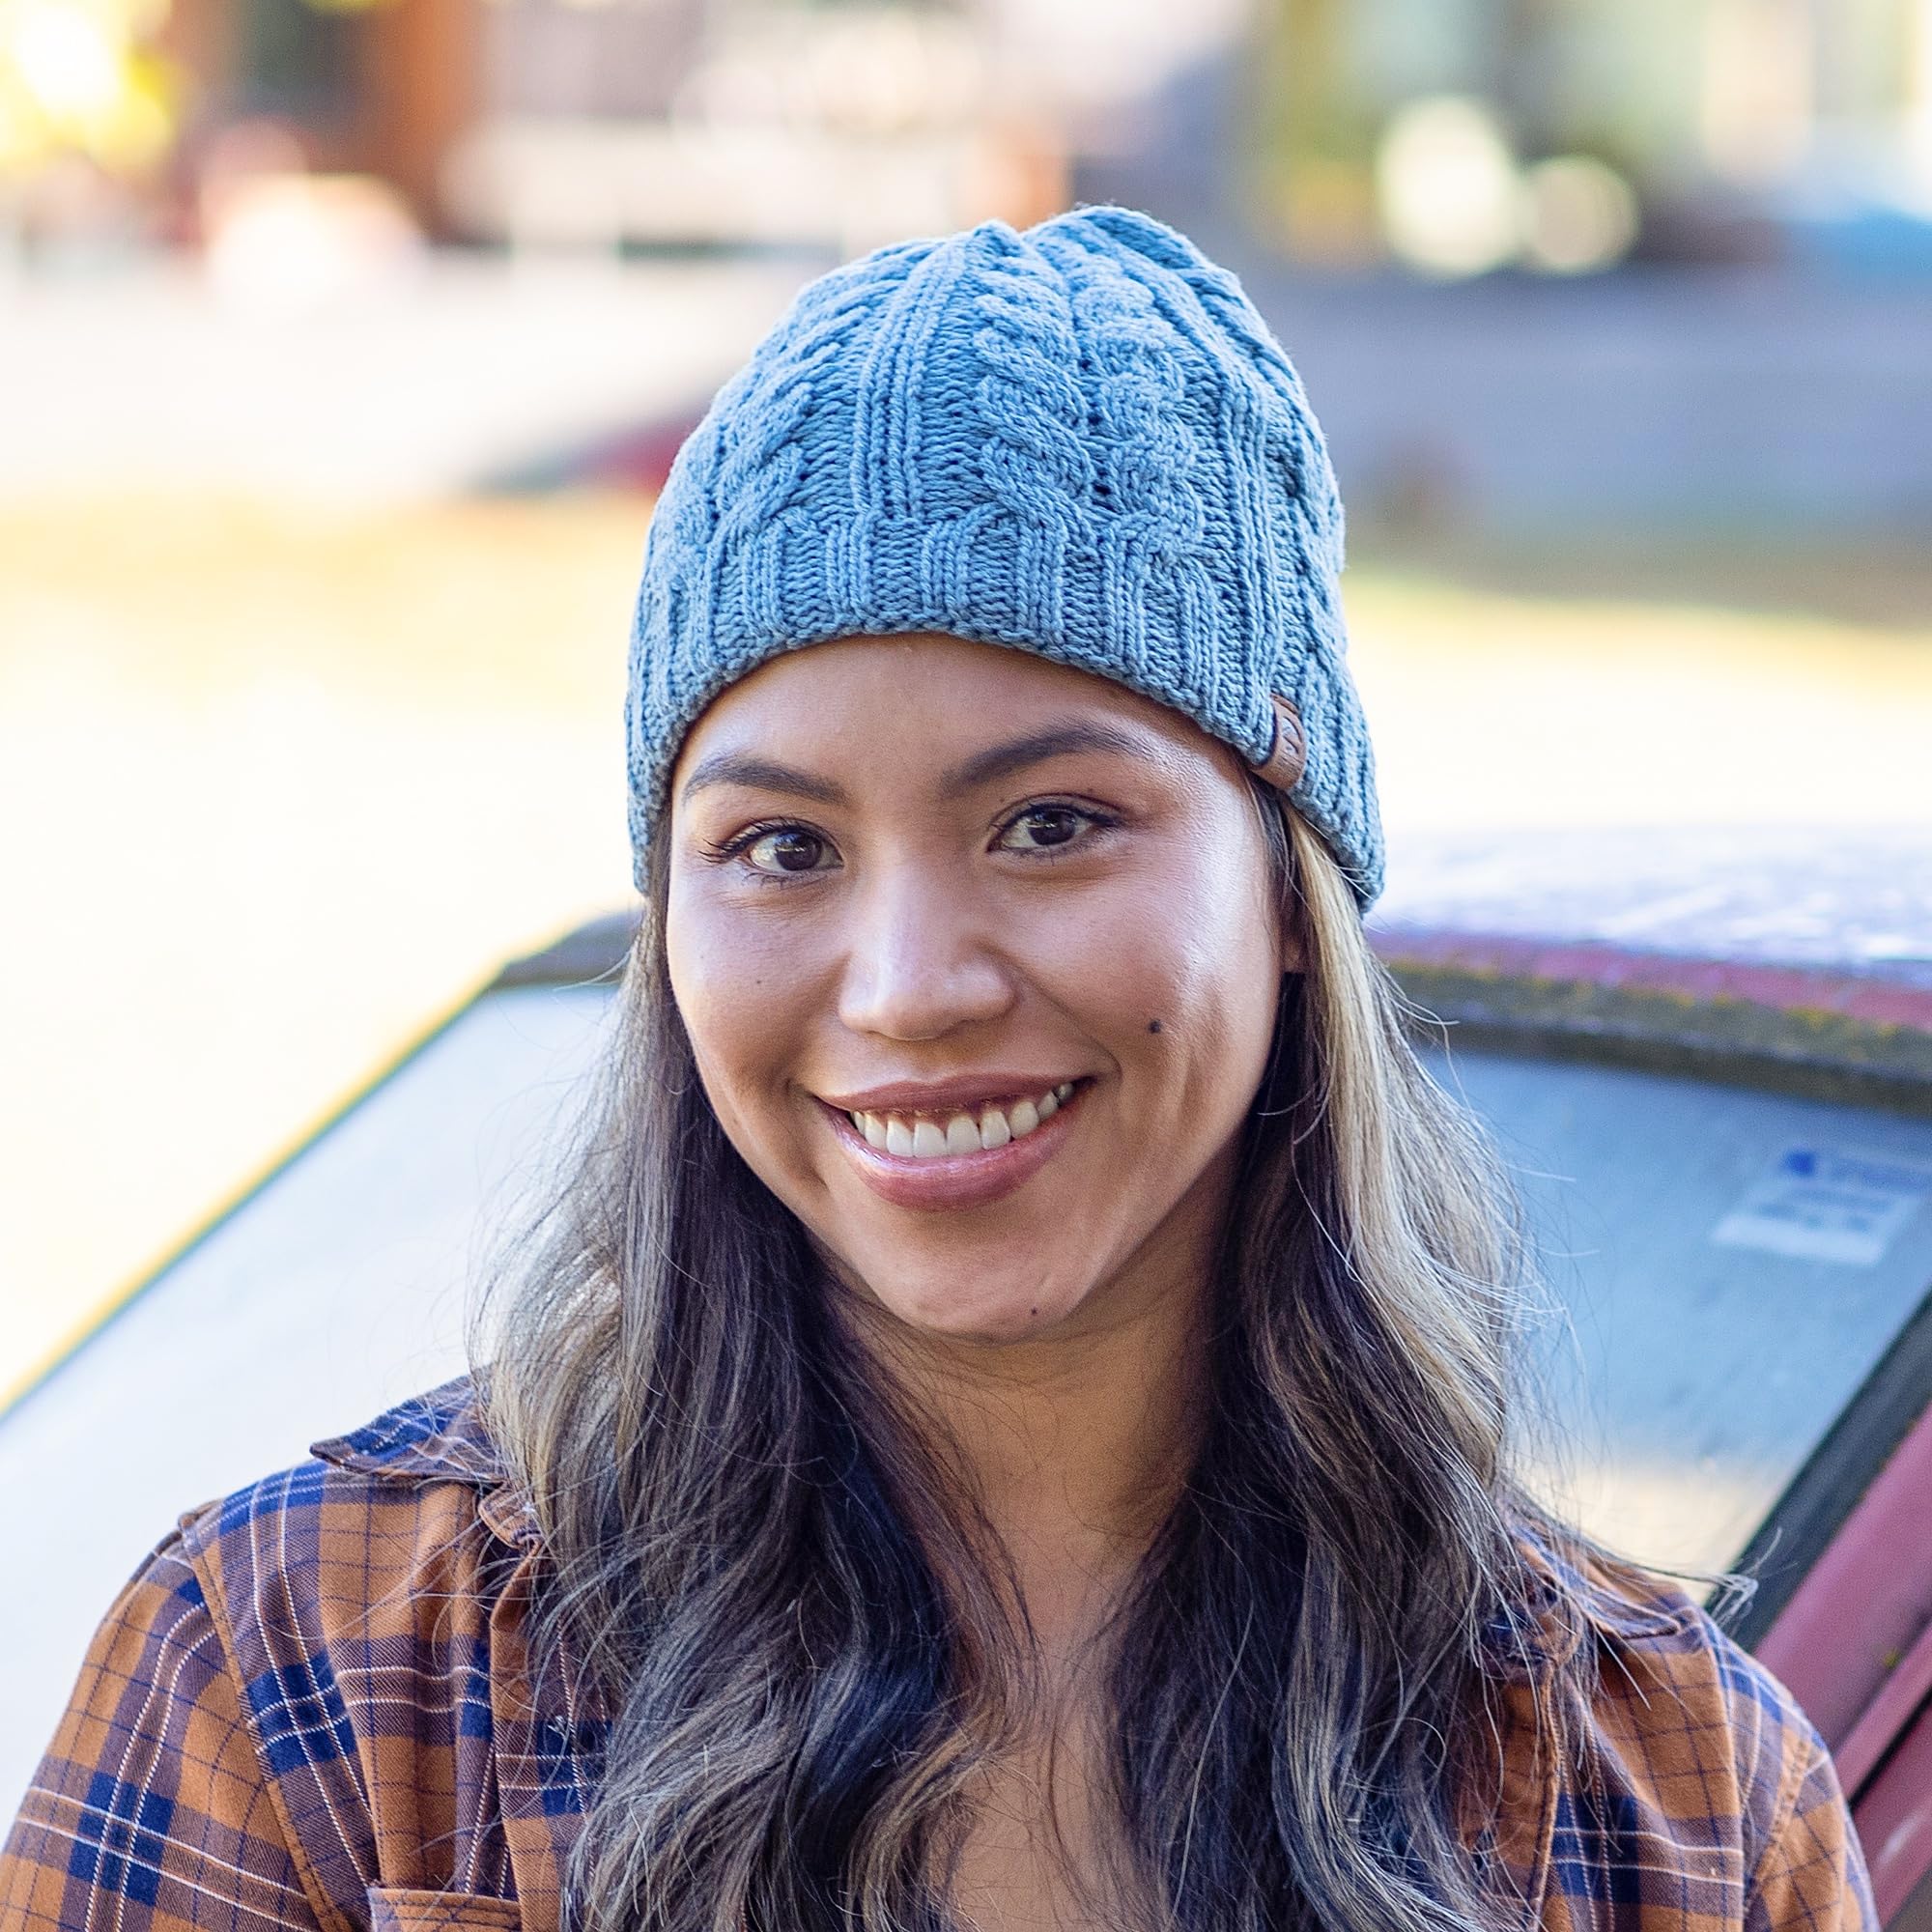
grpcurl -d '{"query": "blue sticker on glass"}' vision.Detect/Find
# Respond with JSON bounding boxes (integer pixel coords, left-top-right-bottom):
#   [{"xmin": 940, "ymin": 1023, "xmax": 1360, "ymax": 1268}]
[{"xmin": 1713, "ymin": 1146, "xmax": 1931, "ymax": 1267}]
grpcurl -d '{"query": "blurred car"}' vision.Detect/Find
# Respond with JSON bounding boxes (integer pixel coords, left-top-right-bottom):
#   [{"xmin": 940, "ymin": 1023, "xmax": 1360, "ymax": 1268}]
[
  {"xmin": 5, "ymin": 824, "xmax": 1930, "ymax": 1915},
  {"xmin": 1371, "ymin": 826, "xmax": 1932, "ymax": 1925}
]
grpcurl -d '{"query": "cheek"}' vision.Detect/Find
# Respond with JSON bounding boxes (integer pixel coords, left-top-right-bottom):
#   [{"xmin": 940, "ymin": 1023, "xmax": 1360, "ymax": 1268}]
[
  {"xmin": 1156, "ymin": 917, "xmax": 1280, "ymax": 1122},
  {"xmin": 664, "ymin": 878, "xmax": 819, "ymax": 1143},
  {"xmin": 1062, "ymin": 845, "xmax": 1280, "ymax": 1068}
]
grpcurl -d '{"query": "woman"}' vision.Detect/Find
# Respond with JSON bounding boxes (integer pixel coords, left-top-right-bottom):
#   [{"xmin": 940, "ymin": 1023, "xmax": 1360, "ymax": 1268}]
[{"xmin": 3, "ymin": 206, "xmax": 1873, "ymax": 1932}]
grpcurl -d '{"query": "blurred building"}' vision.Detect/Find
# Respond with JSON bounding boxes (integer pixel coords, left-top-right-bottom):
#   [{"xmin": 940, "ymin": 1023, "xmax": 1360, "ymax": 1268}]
[
  {"xmin": 1, "ymin": 0, "xmax": 1252, "ymax": 258},
  {"xmin": 1250, "ymin": 0, "xmax": 1932, "ymax": 273},
  {"xmin": 439, "ymin": 0, "xmax": 1065, "ymax": 256},
  {"xmin": 159, "ymin": 0, "xmax": 471, "ymax": 231},
  {"xmin": 5, "ymin": 0, "xmax": 1930, "ymax": 275}
]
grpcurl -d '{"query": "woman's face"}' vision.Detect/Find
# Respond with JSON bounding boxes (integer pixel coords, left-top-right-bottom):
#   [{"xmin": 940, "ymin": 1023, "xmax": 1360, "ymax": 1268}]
[{"xmin": 666, "ymin": 634, "xmax": 1291, "ymax": 1346}]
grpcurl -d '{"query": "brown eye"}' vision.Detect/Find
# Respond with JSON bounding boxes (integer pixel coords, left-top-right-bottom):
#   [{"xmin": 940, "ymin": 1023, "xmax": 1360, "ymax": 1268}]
[
  {"xmin": 746, "ymin": 827, "xmax": 834, "ymax": 875},
  {"xmin": 999, "ymin": 807, "xmax": 1087, "ymax": 852}
]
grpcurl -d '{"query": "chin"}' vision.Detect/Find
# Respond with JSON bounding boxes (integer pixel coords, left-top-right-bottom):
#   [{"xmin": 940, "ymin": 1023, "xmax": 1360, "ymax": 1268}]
[{"xmin": 866, "ymin": 1264, "xmax": 1090, "ymax": 1346}]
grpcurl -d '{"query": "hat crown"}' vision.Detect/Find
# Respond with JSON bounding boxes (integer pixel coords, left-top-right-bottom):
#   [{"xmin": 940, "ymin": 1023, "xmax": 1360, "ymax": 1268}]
[{"xmin": 627, "ymin": 205, "xmax": 1381, "ymax": 906}]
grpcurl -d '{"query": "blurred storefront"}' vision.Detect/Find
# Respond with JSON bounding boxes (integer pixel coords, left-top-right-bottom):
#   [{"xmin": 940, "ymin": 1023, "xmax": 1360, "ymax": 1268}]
[
  {"xmin": 162, "ymin": 0, "xmax": 470, "ymax": 232},
  {"xmin": 6, "ymin": 0, "xmax": 1932, "ymax": 275},
  {"xmin": 5, "ymin": 0, "xmax": 1929, "ymax": 534},
  {"xmin": 1250, "ymin": 0, "xmax": 1932, "ymax": 273},
  {"xmin": 4, "ymin": 0, "xmax": 1094, "ymax": 262}
]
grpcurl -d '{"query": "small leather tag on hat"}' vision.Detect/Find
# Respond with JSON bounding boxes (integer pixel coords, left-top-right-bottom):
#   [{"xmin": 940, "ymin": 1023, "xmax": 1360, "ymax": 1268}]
[{"xmin": 1253, "ymin": 694, "xmax": 1307, "ymax": 791}]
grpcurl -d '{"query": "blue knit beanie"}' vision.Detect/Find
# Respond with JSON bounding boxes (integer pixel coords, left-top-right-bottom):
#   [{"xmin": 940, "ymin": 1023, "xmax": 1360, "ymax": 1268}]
[{"xmin": 626, "ymin": 203, "xmax": 1383, "ymax": 907}]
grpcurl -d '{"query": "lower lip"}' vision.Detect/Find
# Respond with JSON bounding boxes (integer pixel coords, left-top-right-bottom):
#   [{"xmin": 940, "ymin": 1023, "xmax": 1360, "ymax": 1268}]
[{"xmin": 822, "ymin": 1090, "xmax": 1085, "ymax": 1211}]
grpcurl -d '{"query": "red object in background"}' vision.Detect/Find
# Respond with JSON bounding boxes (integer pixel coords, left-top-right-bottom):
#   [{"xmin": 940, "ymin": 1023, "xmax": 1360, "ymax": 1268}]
[
  {"xmin": 1759, "ymin": 1409, "xmax": 1932, "ymax": 1921},
  {"xmin": 1859, "ymin": 1712, "xmax": 1932, "ymax": 1925},
  {"xmin": 579, "ymin": 411, "xmax": 709, "ymax": 494},
  {"xmin": 479, "ymin": 405, "xmax": 710, "ymax": 497}
]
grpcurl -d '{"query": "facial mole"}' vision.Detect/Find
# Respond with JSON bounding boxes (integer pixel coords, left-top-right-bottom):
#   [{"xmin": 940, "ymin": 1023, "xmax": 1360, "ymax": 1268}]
[{"xmin": 1148, "ymin": 1019, "xmax": 1164, "ymax": 1035}]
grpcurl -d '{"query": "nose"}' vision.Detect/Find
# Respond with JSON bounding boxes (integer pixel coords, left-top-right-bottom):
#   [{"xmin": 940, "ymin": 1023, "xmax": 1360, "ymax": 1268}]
[{"xmin": 836, "ymin": 864, "xmax": 1015, "ymax": 1043}]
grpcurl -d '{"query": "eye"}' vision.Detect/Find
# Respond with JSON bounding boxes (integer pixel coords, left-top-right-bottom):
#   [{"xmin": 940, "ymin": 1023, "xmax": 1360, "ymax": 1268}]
[
  {"xmin": 995, "ymin": 804, "xmax": 1110, "ymax": 854},
  {"xmin": 741, "ymin": 825, "xmax": 837, "ymax": 875}
]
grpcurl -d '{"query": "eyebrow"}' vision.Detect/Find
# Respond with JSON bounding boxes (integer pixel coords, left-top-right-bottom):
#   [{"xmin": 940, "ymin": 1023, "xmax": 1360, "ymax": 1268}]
[
  {"xmin": 678, "ymin": 753, "xmax": 849, "ymax": 808},
  {"xmin": 939, "ymin": 722, "xmax": 1156, "ymax": 799},
  {"xmin": 678, "ymin": 720, "xmax": 1158, "ymax": 810}
]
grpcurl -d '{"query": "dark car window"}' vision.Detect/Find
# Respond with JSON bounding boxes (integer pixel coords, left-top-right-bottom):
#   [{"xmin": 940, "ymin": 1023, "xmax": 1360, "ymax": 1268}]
[{"xmin": 1431, "ymin": 1046, "xmax": 1932, "ymax": 1583}]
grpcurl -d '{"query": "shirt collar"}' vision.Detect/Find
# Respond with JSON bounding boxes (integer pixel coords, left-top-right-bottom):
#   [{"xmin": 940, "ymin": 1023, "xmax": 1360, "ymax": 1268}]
[
  {"xmin": 1513, "ymin": 1517, "xmax": 1699, "ymax": 1667},
  {"xmin": 310, "ymin": 1374, "xmax": 541, "ymax": 1547}
]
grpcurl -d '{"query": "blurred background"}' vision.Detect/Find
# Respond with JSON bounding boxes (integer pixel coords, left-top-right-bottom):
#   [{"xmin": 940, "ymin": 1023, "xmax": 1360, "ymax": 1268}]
[{"xmin": 3, "ymin": 0, "xmax": 1931, "ymax": 1410}]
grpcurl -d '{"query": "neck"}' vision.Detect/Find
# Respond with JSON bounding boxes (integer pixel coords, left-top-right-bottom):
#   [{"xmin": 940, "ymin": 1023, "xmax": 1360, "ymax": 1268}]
[{"xmin": 843, "ymin": 1198, "xmax": 1222, "ymax": 1657}]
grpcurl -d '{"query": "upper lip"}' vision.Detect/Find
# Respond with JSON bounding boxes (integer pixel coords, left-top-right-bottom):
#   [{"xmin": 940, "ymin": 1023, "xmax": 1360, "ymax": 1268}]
[{"xmin": 815, "ymin": 1073, "xmax": 1081, "ymax": 1116}]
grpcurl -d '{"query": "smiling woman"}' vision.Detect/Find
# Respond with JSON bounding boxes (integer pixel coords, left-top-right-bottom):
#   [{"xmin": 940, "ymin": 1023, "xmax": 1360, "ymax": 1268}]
[{"xmin": 1, "ymin": 209, "xmax": 1877, "ymax": 1932}]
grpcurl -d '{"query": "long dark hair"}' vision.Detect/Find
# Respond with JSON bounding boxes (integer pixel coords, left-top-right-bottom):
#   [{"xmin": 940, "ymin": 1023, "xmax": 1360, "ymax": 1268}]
[{"xmin": 480, "ymin": 788, "xmax": 1599, "ymax": 1931}]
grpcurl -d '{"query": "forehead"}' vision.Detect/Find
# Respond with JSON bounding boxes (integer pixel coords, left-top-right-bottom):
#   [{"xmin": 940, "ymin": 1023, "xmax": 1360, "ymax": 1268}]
[{"xmin": 670, "ymin": 632, "xmax": 1239, "ymax": 784}]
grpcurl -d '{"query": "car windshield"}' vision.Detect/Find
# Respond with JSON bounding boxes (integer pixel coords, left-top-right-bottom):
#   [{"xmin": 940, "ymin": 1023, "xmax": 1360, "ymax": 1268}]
[{"xmin": 1435, "ymin": 1044, "xmax": 1932, "ymax": 1585}]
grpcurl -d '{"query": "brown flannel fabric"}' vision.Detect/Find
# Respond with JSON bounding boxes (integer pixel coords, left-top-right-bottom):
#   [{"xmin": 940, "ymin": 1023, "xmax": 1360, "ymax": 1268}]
[{"xmin": 3, "ymin": 1379, "xmax": 1877, "ymax": 1932}]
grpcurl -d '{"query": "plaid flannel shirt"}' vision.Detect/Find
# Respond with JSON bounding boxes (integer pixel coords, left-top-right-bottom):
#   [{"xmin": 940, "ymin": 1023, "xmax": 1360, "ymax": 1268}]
[{"xmin": 3, "ymin": 1378, "xmax": 1878, "ymax": 1932}]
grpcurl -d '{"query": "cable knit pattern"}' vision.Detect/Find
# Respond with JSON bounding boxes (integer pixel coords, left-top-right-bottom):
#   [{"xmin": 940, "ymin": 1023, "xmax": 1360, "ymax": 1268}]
[
  {"xmin": 625, "ymin": 203, "xmax": 1384, "ymax": 906},
  {"xmin": 961, "ymin": 229, "xmax": 1093, "ymax": 639},
  {"xmin": 1040, "ymin": 230, "xmax": 1214, "ymax": 710}
]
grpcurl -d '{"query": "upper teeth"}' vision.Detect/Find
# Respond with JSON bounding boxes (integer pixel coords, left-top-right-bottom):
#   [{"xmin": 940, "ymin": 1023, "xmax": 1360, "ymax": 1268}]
[{"xmin": 851, "ymin": 1083, "xmax": 1076, "ymax": 1158}]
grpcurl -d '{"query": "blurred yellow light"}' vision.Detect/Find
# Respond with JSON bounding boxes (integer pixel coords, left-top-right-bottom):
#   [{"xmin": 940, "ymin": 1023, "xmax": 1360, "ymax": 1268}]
[
  {"xmin": 1376, "ymin": 96, "xmax": 1520, "ymax": 278},
  {"xmin": 1520, "ymin": 155, "xmax": 1638, "ymax": 274},
  {"xmin": 85, "ymin": 50, "xmax": 171, "ymax": 167},
  {"xmin": 11, "ymin": 1, "xmax": 124, "ymax": 123},
  {"xmin": 1272, "ymin": 156, "xmax": 1382, "ymax": 270},
  {"xmin": 0, "ymin": 0, "xmax": 180, "ymax": 175},
  {"xmin": 0, "ymin": 71, "xmax": 55, "ymax": 169}
]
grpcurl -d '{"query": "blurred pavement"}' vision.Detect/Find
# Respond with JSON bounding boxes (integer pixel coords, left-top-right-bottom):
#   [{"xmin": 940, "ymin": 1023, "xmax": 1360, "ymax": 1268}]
[{"xmin": 1250, "ymin": 264, "xmax": 1932, "ymax": 535}]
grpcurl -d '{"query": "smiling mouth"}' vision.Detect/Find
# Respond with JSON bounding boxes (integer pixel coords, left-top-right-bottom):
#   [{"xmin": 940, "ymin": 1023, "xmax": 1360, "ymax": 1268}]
[{"xmin": 842, "ymin": 1081, "xmax": 1078, "ymax": 1159}]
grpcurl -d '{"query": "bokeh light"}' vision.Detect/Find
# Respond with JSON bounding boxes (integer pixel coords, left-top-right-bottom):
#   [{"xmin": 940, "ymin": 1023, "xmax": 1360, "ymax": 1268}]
[
  {"xmin": 1376, "ymin": 95, "xmax": 1521, "ymax": 278},
  {"xmin": 0, "ymin": 0, "xmax": 176, "ymax": 177},
  {"xmin": 1520, "ymin": 155, "xmax": 1640, "ymax": 274},
  {"xmin": 204, "ymin": 173, "xmax": 423, "ymax": 310}
]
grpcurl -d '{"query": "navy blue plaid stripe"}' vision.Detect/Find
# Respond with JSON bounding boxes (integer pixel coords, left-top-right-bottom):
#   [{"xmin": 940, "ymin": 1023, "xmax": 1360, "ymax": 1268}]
[
  {"xmin": 66, "ymin": 1775, "xmax": 175, "ymax": 1907},
  {"xmin": 1548, "ymin": 1787, "xmax": 1649, "ymax": 1910},
  {"xmin": 244, "ymin": 1652, "xmax": 358, "ymax": 1780},
  {"xmin": 216, "ymin": 1461, "xmax": 327, "ymax": 1537},
  {"xmin": 534, "ymin": 1718, "xmax": 608, "ymax": 1818}
]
